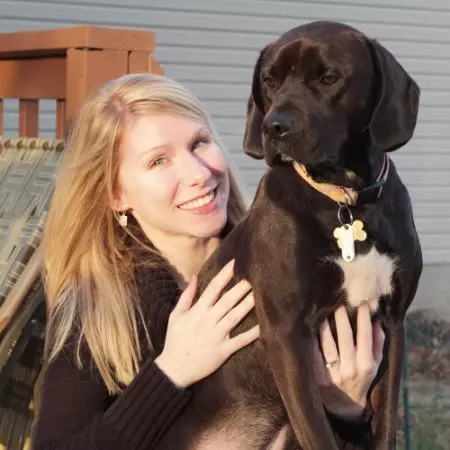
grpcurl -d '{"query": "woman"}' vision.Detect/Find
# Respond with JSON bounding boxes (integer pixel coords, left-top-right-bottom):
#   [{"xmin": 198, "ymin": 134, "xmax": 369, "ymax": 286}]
[{"xmin": 33, "ymin": 73, "xmax": 384, "ymax": 449}]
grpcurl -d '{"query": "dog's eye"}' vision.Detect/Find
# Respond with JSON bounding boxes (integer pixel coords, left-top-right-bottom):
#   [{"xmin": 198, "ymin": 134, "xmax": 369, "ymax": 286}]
[{"xmin": 320, "ymin": 75, "xmax": 339, "ymax": 85}]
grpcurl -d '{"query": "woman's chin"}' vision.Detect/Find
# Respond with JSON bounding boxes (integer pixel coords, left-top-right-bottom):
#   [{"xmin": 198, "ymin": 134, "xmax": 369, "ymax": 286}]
[{"xmin": 185, "ymin": 213, "xmax": 228, "ymax": 239}]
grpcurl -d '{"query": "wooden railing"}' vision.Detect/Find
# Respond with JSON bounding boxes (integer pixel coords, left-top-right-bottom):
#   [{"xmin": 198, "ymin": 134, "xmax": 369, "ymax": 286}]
[{"xmin": 0, "ymin": 26, "xmax": 163, "ymax": 138}]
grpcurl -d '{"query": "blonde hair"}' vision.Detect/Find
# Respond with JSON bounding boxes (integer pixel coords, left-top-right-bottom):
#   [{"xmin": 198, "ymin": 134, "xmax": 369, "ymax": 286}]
[{"xmin": 43, "ymin": 73, "xmax": 248, "ymax": 394}]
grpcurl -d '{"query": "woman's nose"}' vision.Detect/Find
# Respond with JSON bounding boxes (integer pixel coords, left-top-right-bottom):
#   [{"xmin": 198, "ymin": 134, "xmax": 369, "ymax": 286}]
[{"xmin": 179, "ymin": 153, "xmax": 211, "ymax": 186}]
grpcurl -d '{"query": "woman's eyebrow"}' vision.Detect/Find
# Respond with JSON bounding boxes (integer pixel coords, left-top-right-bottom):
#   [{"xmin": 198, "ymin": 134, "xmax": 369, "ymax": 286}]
[
  {"xmin": 191, "ymin": 126, "xmax": 211, "ymax": 139},
  {"xmin": 137, "ymin": 143, "xmax": 171, "ymax": 161},
  {"xmin": 147, "ymin": 143, "xmax": 170, "ymax": 153},
  {"xmin": 139, "ymin": 126, "xmax": 210, "ymax": 159}
]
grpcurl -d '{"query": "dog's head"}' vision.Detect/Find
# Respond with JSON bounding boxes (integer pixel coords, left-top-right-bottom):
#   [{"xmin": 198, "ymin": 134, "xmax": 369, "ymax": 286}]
[{"xmin": 243, "ymin": 21, "xmax": 420, "ymax": 169}]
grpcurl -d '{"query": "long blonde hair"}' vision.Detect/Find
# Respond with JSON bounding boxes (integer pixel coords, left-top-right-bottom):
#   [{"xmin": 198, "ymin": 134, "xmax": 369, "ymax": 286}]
[{"xmin": 42, "ymin": 73, "xmax": 248, "ymax": 394}]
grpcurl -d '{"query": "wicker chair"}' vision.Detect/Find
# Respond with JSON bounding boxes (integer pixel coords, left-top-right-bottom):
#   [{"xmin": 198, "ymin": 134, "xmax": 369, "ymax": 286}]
[{"xmin": 0, "ymin": 136, "xmax": 64, "ymax": 450}]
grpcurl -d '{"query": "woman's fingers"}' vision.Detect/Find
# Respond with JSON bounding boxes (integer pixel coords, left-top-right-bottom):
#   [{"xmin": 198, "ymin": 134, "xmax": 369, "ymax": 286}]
[
  {"xmin": 171, "ymin": 275, "xmax": 198, "ymax": 316},
  {"xmin": 217, "ymin": 292, "xmax": 255, "ymax": 333},
  {"xmin": 319, "ymin": 318, "xmax": 340, "ymax": 366},
  {"xmin": 334, "ymin": 306, "xmax": 356, "ymax": 377},
  {"xmin": 356, "ymin": 302, "xmax": 372, "ymax": 353},
  {"xmin": 335, "ymin": 306, "xmax": 355, "ymax": 357},
  {"xmin": 355, "ymin": 302, "xmax": 375, "ymax": 375},
  {"xmin": 313, "ymin": 336, "xmax": 330, "ymax": 384},
  {"xmin": 226, "ymin": 324, "xmax": 260, "ymax": 355},
  {"xmin": 372, "ymin": 321, "xmax": 386, "ymax": 366},
  {"xmin": 195, "ymin": 259, "xmax": 235, "ymax": 309},
  {"xmin": 212, "ymin": 279, "xmax": 252, "ymax": 322}
]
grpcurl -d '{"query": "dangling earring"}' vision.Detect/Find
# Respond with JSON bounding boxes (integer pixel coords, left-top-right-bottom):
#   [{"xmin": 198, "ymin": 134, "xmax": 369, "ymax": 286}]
[{"xmin": 119, "ymin": 211, "xmax": 128, "ymax": 227}]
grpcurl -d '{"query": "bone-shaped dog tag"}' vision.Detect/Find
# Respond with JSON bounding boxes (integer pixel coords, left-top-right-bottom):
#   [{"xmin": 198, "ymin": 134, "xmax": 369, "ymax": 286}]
[
  {"xmin": 352, "ymin": 220, "xmax": 367, "ymax": 242},
  {"xmin": 333, "ymin": 220, "xmax": 367, "ymax": 262},
  {"xmin": 333, "ymin": 224, "xmax": 355, "ymax": 262}
]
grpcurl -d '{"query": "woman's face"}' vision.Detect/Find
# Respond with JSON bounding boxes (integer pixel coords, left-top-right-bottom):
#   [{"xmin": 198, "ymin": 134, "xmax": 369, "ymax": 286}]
[{"xmin": 115, "ymin": 114, "xmax": 230, "ymax": 240}]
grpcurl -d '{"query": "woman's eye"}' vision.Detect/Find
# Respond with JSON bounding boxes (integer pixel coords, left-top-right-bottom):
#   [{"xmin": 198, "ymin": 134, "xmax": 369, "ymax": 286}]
[
  {"xmin": 191, "ymin": 138, "xmax": 210, "ymax": 151},
  {"xmin": 149, "ymin": 157, "xmax": 166, "ymax": 168}
]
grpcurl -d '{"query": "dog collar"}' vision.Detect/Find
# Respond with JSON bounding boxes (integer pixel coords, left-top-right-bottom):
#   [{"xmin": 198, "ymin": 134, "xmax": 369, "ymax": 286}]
[{"xmin": 292, "ymin": 154, "xmax": 390, "ymax": 206}]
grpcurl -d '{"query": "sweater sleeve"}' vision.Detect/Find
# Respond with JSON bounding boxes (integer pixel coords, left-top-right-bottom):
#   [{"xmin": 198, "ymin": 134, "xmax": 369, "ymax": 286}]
[
  {"xmin": 32, "ymin": 346, "xmax": 191, "ymax": 450},
  {"xmin": 326, "ymin": 406, "xmax": 373, "ymax": 449}
]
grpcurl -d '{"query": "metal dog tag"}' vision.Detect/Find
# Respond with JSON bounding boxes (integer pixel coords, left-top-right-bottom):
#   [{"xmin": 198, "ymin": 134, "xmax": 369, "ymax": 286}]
[
  {"xmin": 333, "ymin": 224, "xmax": 355, "ymax": 262},
  {"xmin": 333, "ymin": 220, "xmax": 367, "ymax": 262}
]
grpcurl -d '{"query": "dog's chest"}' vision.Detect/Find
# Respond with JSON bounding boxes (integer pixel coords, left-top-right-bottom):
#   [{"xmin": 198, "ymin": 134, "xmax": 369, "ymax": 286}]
[{"xmin": 333, "ymin": 246, "xmax": 396, "ymax": 312}]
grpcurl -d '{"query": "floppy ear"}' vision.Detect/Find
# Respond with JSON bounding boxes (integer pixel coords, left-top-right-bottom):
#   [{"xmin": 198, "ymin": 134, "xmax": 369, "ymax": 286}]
[
  {"xmin": 243, "ymin": 49, "xmax": 267, "ymax": 159},
  {"xmin": 368, "ymin": 39, "xmax": 420, "ymax": 152}
]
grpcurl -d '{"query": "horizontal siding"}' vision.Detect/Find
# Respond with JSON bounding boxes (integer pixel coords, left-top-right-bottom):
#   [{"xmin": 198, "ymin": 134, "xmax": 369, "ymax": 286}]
[
  {"xmin": 5, "ymin": 0, "xmax": 450, "ymax": 33},
  {"xmin": 0, "ymin": 0, "xmax": 449, "ymax": 263}
]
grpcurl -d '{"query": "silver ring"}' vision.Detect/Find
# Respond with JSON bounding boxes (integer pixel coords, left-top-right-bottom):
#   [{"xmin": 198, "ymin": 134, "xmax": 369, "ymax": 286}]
[
  {"xmin": 339, "ymin": 187, "xmax": 353, "ymax": 206},
  {"xmin": 337, "ymin": 204, "xmax": 353, "ymax": 226},
  {"xmin": 325, "ymin": 358, "xmax": 341, "ymax": 369}
]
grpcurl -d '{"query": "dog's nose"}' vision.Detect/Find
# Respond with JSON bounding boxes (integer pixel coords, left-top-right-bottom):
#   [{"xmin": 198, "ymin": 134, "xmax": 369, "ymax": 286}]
[{"xmin": 262, "ymin": 113, "xmax": 292, "ymax": 139}]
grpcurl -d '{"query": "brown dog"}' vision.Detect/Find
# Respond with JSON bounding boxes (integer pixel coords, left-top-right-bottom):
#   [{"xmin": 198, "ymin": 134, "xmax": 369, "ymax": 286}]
[{"xmin": 157, "ymin": 21, "xmax": 422, "ymax": 450}]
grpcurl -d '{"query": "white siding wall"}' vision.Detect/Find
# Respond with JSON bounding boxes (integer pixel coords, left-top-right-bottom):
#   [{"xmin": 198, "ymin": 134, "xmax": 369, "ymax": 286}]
[{"xmin": 1, "ymin": 0, "xmax": 449, "ymax": 267}]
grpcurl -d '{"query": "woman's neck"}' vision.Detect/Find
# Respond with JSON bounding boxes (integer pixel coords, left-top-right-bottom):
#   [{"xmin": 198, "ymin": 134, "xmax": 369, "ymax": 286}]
[{"xmin": 144, "ymin": 229, "xmax": 221, "ymax": 289}]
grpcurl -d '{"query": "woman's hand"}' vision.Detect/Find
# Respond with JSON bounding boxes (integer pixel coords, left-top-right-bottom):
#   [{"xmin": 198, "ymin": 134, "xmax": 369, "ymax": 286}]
[
  {"xmin": 314, "ymin": 303, "xmax": 385, "ymax": 420},
  {"xmin": 155, "ymin": 260, "xmax": 259, "ymax": 388}
]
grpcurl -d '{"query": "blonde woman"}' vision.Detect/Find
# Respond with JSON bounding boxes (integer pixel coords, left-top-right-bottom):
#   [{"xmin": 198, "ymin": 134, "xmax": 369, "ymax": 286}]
[{"xmin": 33, "ymin": 73, "xmax": 384, "ymax": 449}]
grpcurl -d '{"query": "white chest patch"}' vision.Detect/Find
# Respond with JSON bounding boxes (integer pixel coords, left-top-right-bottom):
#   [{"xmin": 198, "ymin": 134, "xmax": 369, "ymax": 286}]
[{"xmin": 334, "ymin": 246, "xmax": 396, "ymax": 312}]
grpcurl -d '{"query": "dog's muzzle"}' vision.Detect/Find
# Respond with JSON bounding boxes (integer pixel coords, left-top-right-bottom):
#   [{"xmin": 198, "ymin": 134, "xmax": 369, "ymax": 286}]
[{"xmin": 277, "ymin": 151, "xmax": 294, "ymax": 163}]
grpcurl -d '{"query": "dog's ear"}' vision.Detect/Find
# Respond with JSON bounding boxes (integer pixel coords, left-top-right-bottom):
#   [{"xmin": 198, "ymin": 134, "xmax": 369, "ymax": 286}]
[
  {"xmin": 368, "ymin": 39, "xmax": 420, "ymax": 152},
  {"xmin": 243, "ymin": 49, "xmax": 267, "ymax": 159}
]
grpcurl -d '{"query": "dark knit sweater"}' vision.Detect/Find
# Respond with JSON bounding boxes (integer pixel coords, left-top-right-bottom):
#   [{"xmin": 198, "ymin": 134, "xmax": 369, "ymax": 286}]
[{"xmin": 32, "ymin": 225, "xmax": 373, "ymax": 450}]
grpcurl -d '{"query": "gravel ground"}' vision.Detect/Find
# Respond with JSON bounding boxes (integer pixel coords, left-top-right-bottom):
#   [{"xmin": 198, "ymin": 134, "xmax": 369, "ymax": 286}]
[{"xmin": 396, "ymin": 309, "xmax": 450, "ymax": 449}]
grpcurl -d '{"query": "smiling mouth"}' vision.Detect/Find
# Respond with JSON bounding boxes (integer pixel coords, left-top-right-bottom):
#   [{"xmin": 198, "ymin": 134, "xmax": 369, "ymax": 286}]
[{"xmin": 178, "ymin": 189, "xmax": 217, "ymax": 210}]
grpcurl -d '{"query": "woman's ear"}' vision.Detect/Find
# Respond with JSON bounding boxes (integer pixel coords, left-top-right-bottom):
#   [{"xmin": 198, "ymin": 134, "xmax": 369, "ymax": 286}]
[{"xmin": 111, "ymin": 186, "xmax": 130, "ymax": 213}]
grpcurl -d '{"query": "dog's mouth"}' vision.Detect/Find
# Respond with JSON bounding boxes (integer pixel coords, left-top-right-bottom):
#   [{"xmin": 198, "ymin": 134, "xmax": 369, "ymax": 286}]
[
  {"xmin": 305, "ymin": 162, "xmax": 339, "ymax": 178},
  {"xmin": 273, "ymin": 147, "xmax": 303, "ymax": 166},
  {"xmin": 277, "ymin": 152, "xmax": 294, "ymax": 164},
  {"xmin": 274, "ymin": 152, "xmax": 342, "ymax": 182},
  {"xmin": 273, "ymin": 147, "xmax": 354, "ymax": 188},
  {"xmin": 272, "ymin": 138, "xmax": 332, "ymax": 167},
  {"xmin": 275, "ymin": 150, "xmax": 338, "ymax": 174},
  {"xmin": 303, "ymin": 162, "xmax": 363, "ymax": 188}
]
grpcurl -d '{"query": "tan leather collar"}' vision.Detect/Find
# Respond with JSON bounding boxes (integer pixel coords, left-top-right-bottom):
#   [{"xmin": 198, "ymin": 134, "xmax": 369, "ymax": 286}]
[
  {"xmin": 293, "ymin": 162, "xmax": 359, "ymax": 205},
  {"xmin": 292, "ymin": 154, "xmax": 390, "ymax": 206}
]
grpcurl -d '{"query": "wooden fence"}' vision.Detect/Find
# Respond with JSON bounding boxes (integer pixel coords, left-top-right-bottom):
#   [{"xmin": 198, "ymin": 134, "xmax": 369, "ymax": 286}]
[{"xmin": 0, "ymin": 25, "xmax": 163, "ymax": 138}]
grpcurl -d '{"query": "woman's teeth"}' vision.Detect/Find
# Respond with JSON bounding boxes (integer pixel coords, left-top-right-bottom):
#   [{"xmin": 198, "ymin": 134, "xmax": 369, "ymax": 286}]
[{"xmin": 179, "ymin": 191, "xmax": 215, "ymax": 210}]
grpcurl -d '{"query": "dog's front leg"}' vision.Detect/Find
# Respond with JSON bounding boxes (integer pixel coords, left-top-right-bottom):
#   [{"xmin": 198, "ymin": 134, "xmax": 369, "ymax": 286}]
[
  {"xmin": 370, "ymin": 324, "xmax": 405, "ymax": 450},
  {"xmin": 257, "ymin": 296, "xmax": 338, "ymax": 450}
]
